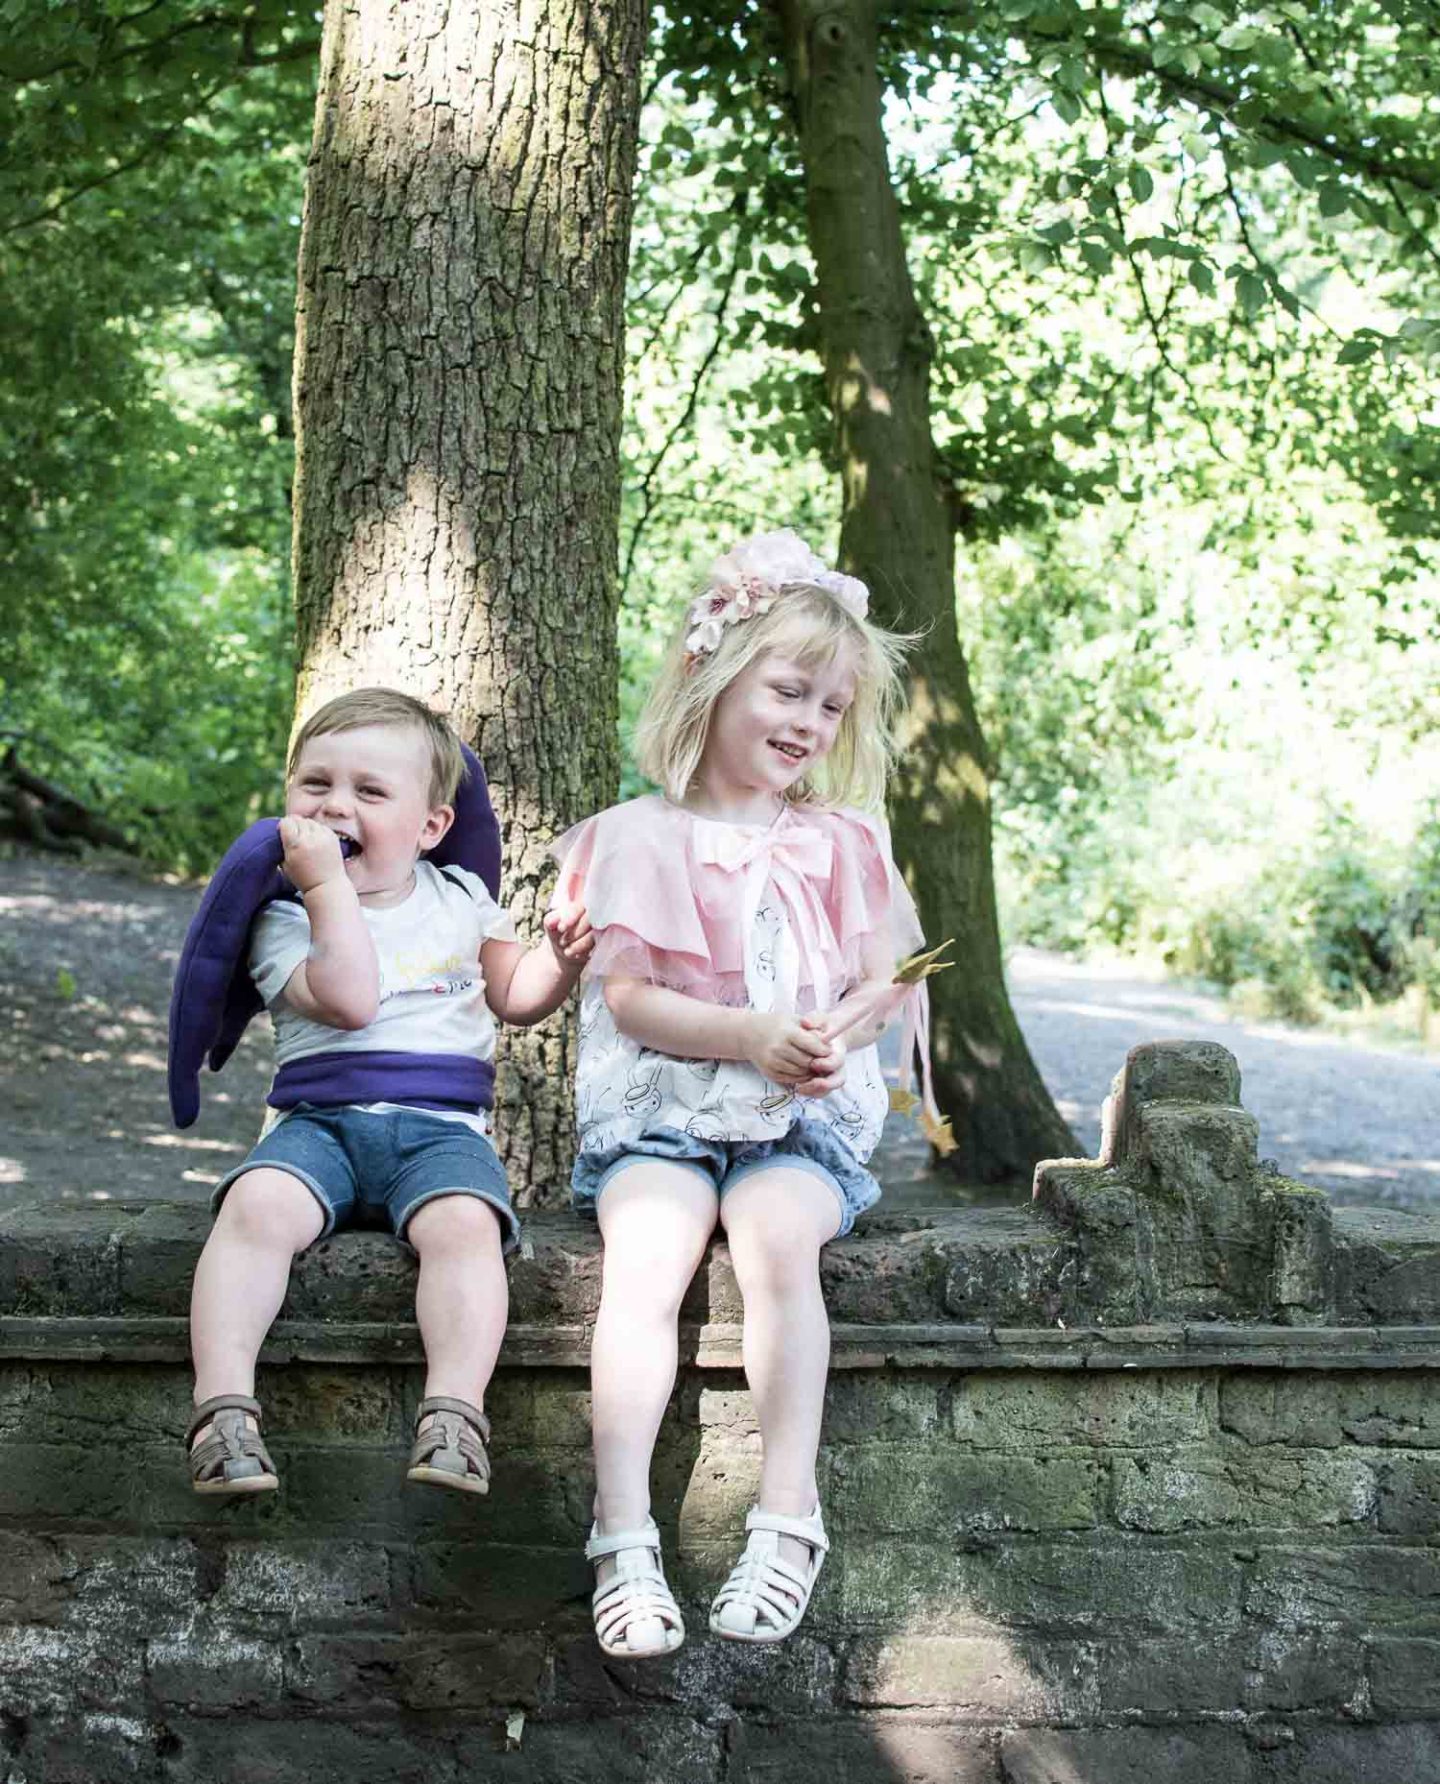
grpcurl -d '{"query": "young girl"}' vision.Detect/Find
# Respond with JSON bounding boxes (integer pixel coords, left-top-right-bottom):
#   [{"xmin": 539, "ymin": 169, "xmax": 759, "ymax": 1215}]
[{"xmin": 552, "ymin": 529, "xmax": 941, "ymax": 1659}]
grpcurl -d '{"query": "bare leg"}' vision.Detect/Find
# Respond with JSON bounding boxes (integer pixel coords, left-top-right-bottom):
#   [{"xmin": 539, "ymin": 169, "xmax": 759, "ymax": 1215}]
[
  {"xmin": 592, "ymin": 1163, "xmax": 718, "ymax": 1527},
  {"xmin": 189, "ymin": 1167, "xmax": 326, "ymax": 1439},
  {"xmin": 407, "ymin": 1195, "xmax": 508, "ymax": 1418},
  {"xmin": 720, "ymin": 1169, "xmax": 842, "ymax": 1583},
  {"xmin": 589, "ymin": 1163, "xmax": 718, "ymax": 1651}
]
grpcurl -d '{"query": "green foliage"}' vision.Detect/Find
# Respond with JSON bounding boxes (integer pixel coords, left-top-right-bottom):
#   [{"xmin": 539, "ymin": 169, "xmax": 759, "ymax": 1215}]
[
  {"xmin": 0, "ymin": 2, "xmax": 313, "ymax": 868},
  {"xmin": 962, "ymin": 482, "xmax": 1440, "ymax": 1026}
]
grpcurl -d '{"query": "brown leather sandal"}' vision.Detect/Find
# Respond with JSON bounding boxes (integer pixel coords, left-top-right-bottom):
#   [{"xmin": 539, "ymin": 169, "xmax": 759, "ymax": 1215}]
[
  {"xmin": 406, "ymin": 1395, "xmax": 491, "ymax": 1495},
  {"xmin": 187, "ymin": 1394, "xmax": 279, "ymax": 1495}
]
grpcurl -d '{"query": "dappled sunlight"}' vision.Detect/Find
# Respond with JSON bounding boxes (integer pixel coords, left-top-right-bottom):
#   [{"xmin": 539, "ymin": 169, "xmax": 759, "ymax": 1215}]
[
  {"xmin": 0, "ymin": 1159, "xmax": 26, "ymax": 1186},
  {"xmin": 837, "ymin": 352, "xmax": 895, "ymax": 418},
  {"xmin": 296, "ymin": 465, "xmax": 481, "ymax": 719}
]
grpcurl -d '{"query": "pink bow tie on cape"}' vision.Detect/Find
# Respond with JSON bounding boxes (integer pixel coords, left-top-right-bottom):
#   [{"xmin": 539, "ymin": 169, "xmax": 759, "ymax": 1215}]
[{"xmin": 690, "ymin": 813, "xmax": 836, "ymax": 1013}]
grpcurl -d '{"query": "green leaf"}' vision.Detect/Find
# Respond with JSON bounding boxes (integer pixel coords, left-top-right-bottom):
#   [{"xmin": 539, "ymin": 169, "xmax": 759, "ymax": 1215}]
[
  {"xmin": 1318, "ymin": 182, "xmax": 1350, "ymax": 218},
  {"xmin": 1129, "ymin": 167, "xmax": 1154, "ymax": 203},
  {"xmin": 56, "ymin": 967, "xmax": 77, "ymax": 1000},
  {"xmin": 1080, "ymin": 239, "xmax": 1113, "ymax": 274},
  {"xmin": 1036, "ymin": 219, "xmax": 1075, "ymax": 245},
  {"xmin": 1235, "ymin": 270, "xmax": 1268, "ymax": 317},
  {"xmin": 1337, "ymin": 337, "xmax": 1379, "ymax": 365},
  {"xmin": 1052, "ymin": 90, "xmax": 1082, "ymax": 126}
]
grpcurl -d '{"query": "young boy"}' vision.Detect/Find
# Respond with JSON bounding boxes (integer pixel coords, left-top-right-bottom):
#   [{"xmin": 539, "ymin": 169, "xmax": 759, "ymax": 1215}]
[{"xmin": 186, "ymin": 688, "xmax": 592, "ymax": 1497}]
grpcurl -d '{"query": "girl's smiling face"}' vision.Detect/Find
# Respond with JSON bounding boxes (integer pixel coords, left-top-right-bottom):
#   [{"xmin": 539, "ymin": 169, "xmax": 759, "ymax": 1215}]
[{"xmin": 695, "ymin": 646, "xmax": 857, "ymax": 820}]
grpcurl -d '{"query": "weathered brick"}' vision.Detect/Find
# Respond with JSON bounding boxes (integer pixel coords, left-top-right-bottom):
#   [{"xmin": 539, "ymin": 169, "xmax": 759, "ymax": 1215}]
[
  {"xmin": 1097, "ymin": 1632, "xmax": 1364, "ymax": 1715},
  {"xmin": 1219, "ymin": 1376, "xmax": 1340, "ymax": 1448},
  {"xmin": 953, "ymin": 1372, "xmax": 1214, "ymax": 1452},
  {"xmin": 1002, "ymin": 1725, "xmax": 1254, "ymax": 1784},
  {"xmin": 1243, "ymin": 1453, "xmax": 1378, "ymax": 1527},
  {"xmin": 146, "ymin": 1628, "xmax": 283, "ymax": 1708},
  {"xmin": 1112, "ymin": 1454, "xmax": 1242, "ymax": 1531},
  {"xmin": 260, "ymin": 1368, "xmax": 402, "ymax": 1443},
  {"xmin": 409, "ymin": 1540, "xmax": 587, "ymax": 1626},
  {"xmin": 1337, "ymin": 1377, "xmax": 1440, "ymax": 1449},
  {"xmin": 1114, "ymin": 1451, "xmax": 1377, "ymax": 1533},
  {"xmin": 498, "ymin": 1717, "xmax": 723, "ymax": 1784},
  {"xmin": 843, "ymin": 1634, "xmax": 1096, "ymax": 1719},
  {"xmin": 1244, "ymin": 1544, "xmax": 1440, "ymax": 1630},
  {"xmin": 1260, "ymin": 1720, "xmax": 1440, "ymax": 1782},
  {"xmin": 1377, "ymin": 1455, "xmax": 1440, "ymax": 1536},
  {"xmin": 283, "ymin": 1629, "xmax": 545, "ymax": 1710},
  {"xmin": 729, "ymin": 1718, "xmax": 1000, "ymax": 1783},
  {"xmin": 823, "ymin": 1375, "xmax": 941, "ymax": 1442},
  {"xmin": 830, "ymin": 1448, "xmax": 1101, "ymax": 1535},
  {"xmin": 1369, "ymin": 1636, "xmax": 1440, "ymax": 1715},
  {"xmin": 140, "ymin": 1715, "xmax": 469, "ymax": 1784},
  {"xmin": 830, "ymin": 1538, "xmax": 1244, "ymax": 1637},
  {"xmin": 0, "ymin": 1529, "xmax": 75, "ymax": 1623},
  {"xmin": 0, "ymin": 1622, "xmax": 145, "ymax": 1714},
  {"xmin": 551, "ymin": 1631, "xmax": 839, "ymax": 1714},
  {"xmin": 527, "ymin": 1382, "xmax": 595, "ymax": 1448},
  {"xmin": 210, "ymin": 1540, "xmax": 391, "ymax": 1620}
]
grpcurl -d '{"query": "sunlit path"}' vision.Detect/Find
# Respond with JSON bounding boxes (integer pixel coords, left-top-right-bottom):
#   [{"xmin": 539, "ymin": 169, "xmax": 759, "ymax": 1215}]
[{"xmin": 1007, "ymin": 946, "xmax": 1440, "ymax": 1210}]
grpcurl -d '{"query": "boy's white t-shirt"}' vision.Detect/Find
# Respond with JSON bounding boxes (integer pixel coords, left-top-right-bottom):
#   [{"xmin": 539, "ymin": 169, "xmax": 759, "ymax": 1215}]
[{"xmin": 249, "ymin": 861, "xmax": 515, "ymax": 1133}]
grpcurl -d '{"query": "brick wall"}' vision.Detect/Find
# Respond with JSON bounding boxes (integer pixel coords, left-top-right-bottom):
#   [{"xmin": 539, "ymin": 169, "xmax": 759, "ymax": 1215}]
[{"xmin": 1, "ymin": 1043, "xmax": 1437, "ymax": 1783}]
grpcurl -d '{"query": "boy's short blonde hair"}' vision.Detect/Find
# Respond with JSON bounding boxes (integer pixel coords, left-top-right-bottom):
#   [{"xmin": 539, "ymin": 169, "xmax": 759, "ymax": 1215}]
[
  {"xmin": 288, "ymin": 688, "xmax": 465, "ymax": 809},
  {"xmin": 634, "ymin": 584, "xmax": 912, "ymax": 811}
]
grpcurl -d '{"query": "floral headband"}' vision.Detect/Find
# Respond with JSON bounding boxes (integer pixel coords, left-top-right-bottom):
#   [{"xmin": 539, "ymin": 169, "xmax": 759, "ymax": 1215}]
[{"xmin": 684, "ymin": 528, "xmax": 870, "ymax": 661}]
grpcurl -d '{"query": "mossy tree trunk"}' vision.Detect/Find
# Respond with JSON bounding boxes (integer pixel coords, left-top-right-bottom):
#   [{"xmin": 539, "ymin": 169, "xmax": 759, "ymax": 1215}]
[
  {"xmin": 290, "ymin": 0, "xmax": 644, "ymax": 1199},
  {"xmin": 776, "ymin": 0, "xmax": 1076, "ymax": 1182}
]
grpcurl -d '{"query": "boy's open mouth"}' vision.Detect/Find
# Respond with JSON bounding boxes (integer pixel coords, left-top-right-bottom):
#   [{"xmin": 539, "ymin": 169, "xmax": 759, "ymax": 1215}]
[{"xmin": 334, "ymin": 831, "xmax": 361, "ymax": 858}]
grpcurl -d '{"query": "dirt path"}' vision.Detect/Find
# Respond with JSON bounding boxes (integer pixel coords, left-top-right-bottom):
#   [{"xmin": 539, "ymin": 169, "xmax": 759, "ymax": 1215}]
[
  {"xmin": 1, "ymin": 849, "xmax": 1435, "ymax": 1216},
  {"xmin": 1007, "ymin": 949, "xmax": 1440, "ymax": 1209}
]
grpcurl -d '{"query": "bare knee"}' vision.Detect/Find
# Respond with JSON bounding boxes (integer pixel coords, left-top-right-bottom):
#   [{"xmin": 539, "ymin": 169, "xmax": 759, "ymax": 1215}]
[
  {"xmin": 407, "ymin": 1194, "xmax": 503, "ymax": 1258},
  {"xmin": 726, "ymin": 1219, "xmax": 824, "ymax": 1300},
  {"xmin": 599, "ymin": 1234, "xmax": 704, "ymax": 1321},
  {"xmin": 216, "ymin": 1168, "xmax": 324, "ymax": 1253}
]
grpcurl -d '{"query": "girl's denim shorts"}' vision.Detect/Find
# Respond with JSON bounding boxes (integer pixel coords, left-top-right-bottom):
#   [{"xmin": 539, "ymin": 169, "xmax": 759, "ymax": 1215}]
[
  {"xmin": 570, "ymin": 1117, "xmax": 880, "ymax": 1237},
  {"xmin": 213, "ymin": 1103, "xmax": 520, "ymax": 1252}
]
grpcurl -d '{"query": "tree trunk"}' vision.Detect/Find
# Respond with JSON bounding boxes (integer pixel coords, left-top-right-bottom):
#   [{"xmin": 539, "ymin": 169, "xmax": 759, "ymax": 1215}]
[
  {"xmin": 776, "ymin": 0, "xmax": 1076, "ymax": 1182},
  {"xmin": 291, "ymin": 0, "xmax": 644, "ymax": 1199}
]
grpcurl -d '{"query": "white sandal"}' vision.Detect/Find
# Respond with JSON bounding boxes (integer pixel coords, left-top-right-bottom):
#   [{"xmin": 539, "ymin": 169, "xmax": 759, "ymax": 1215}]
[
  {"xmin": 584, "ymin": 1518, "xmax": 685, "ymax": 1660},
  {"xmin": 709, "ymin": 1504, "xmax": 829, "ymax": 1643}
]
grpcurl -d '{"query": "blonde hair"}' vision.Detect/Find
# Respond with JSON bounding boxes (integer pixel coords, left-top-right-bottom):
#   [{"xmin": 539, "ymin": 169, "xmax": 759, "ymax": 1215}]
[
  {"xmin": 635, "ymin": 583, "xmax": 911, "ymax": 810},
  {"xmin": 289, "ymin": 688, "xmax": 465, "ymax": 808}
]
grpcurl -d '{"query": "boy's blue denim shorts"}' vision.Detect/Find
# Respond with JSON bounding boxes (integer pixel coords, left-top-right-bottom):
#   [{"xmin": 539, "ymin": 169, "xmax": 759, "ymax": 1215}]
[
  {"xmin": 570, "ymin": 1118, "xmax": 880, "ymax": 1237},
  {"xmin": 212, "ymin": 1103, "xmax": 520, "ymax": 1252}
]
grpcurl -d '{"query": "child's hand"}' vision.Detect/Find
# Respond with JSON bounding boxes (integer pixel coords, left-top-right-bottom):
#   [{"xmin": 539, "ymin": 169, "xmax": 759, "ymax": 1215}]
[
  {"xmin": 745, "ymin": 1013, "xmax": 832, "ymax": 1085},
  {"xmin": 791, "ymin": 1019, "xmax": 847, "ymax": 1098},
  {"xmin": 544, "ymin": 901, "xmax": 595, "ymax": 970},
  {"xmin": 279, "ymin": 816, "xmax": 348, "ymax": 894},
  {"xmin": 810, "ymin": 981, "xmax": 908, "ymax": 1050}
]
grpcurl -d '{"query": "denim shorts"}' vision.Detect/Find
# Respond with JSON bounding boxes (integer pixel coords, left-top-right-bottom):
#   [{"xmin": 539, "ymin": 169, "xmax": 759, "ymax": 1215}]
[
  {"xmin": 571, "ymin": 1117, "xmax": 880, "ymax": 1238},
  {"xmin": 213, "ymin": 1104, "xmax": 520, "ymax": 1252}
]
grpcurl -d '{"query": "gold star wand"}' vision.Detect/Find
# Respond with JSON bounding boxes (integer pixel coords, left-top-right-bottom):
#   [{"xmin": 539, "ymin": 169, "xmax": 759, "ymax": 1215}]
[{"xmin": 887, "ymin": 940, "xmax": 958, "ymax": 1156}]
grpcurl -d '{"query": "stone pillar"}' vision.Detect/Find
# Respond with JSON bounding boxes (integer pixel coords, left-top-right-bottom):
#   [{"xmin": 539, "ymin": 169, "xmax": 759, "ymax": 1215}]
[{"xmin": 1034, "ymin": 1041, "xmax": 1333, "ymax": 1324}]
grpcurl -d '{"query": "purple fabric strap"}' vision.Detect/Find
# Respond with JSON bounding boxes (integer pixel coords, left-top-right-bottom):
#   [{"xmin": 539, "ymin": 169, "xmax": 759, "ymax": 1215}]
[{"xmin": 268, "ymin": 1051, "xmax": 495, "ymax": 1114}]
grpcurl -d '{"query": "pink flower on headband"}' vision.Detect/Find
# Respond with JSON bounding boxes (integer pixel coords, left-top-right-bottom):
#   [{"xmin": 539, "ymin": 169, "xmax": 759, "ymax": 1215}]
[{"xmin": 684, "ymin": 529, "xmax": 870, "ymax": 659}]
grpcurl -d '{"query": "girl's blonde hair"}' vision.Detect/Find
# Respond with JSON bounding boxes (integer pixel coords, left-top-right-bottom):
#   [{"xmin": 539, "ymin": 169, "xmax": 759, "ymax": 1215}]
[{"xmin": 634, "ymin": 582, "xmax": 912, "ymax": 811}]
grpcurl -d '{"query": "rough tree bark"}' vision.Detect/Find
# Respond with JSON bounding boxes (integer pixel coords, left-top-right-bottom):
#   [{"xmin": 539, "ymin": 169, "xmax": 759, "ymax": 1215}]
[
  {"xmin": 290, "ymin": 0, "xmax": 644, "ymax": 1199},
  {"xmin": 776, "ymin": 0, "xmax": 1077, "ymax": 1182}
]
